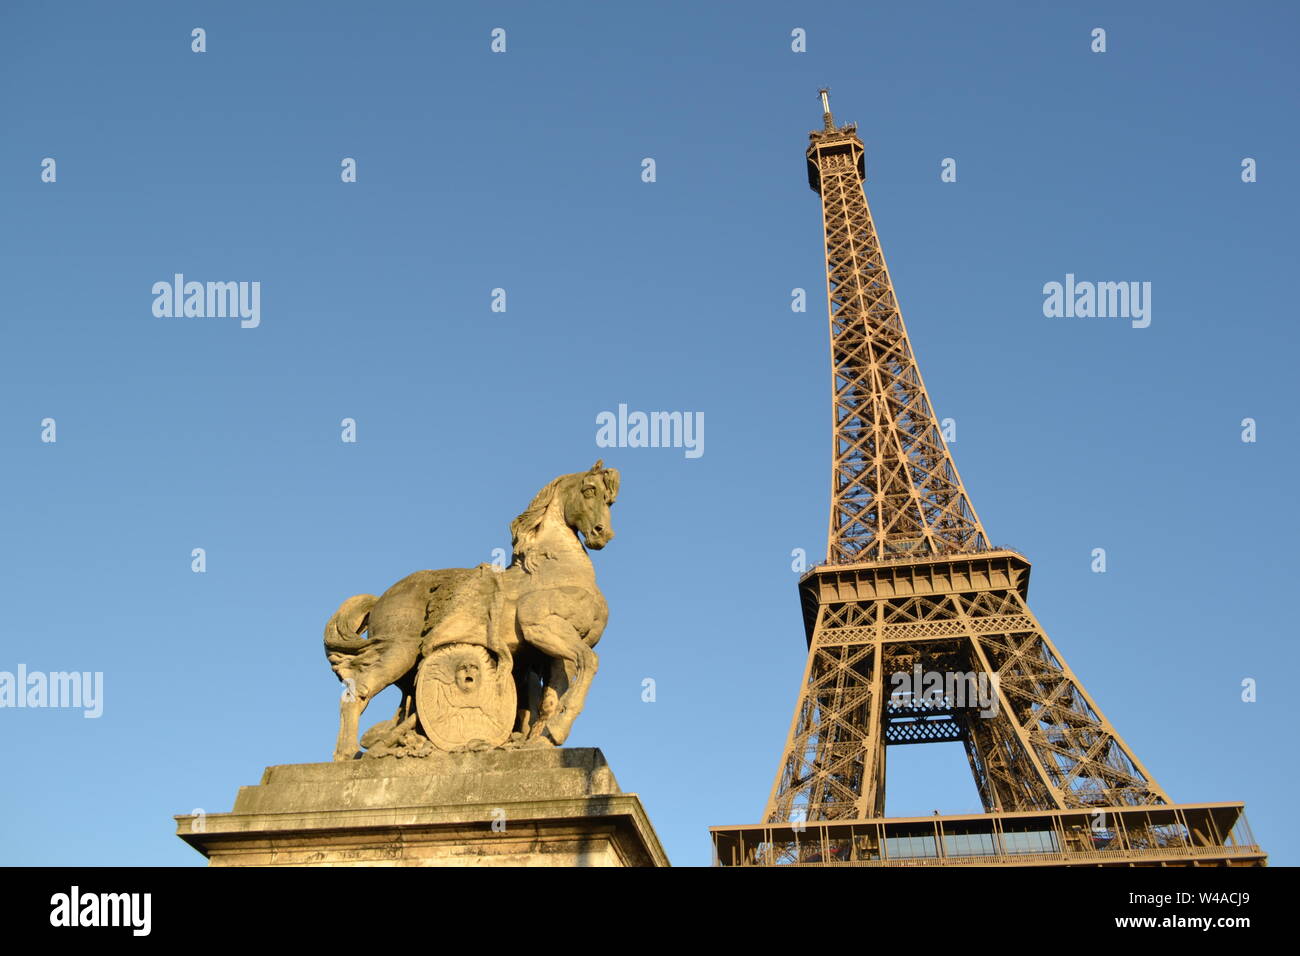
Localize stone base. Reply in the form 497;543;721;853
176;748;668;867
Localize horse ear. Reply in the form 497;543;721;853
591;459;604;472
602;467;620;504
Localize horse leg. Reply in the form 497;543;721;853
513;662;536;739
528;660;562;741
395;670;417;723
519;615;598;746
539;658;571;724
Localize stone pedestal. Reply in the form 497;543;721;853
176;748;668;867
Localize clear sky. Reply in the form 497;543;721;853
1;0;1295;867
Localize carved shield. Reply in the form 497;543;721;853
415;643;516;751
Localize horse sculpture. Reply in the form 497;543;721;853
323;461;619;761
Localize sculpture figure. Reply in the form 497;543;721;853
323;461;619;761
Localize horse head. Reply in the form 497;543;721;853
509;461;620;569
563;459;620;550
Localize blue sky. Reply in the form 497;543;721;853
1;0;1295;867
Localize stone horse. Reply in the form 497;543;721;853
323;461;619;761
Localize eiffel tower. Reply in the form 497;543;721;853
709;92;1266;867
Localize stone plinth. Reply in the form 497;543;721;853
176;748;668;867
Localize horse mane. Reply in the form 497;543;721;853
509;473;570;572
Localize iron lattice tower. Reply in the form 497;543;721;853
708;93;1265;866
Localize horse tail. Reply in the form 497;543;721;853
324;594;377;658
